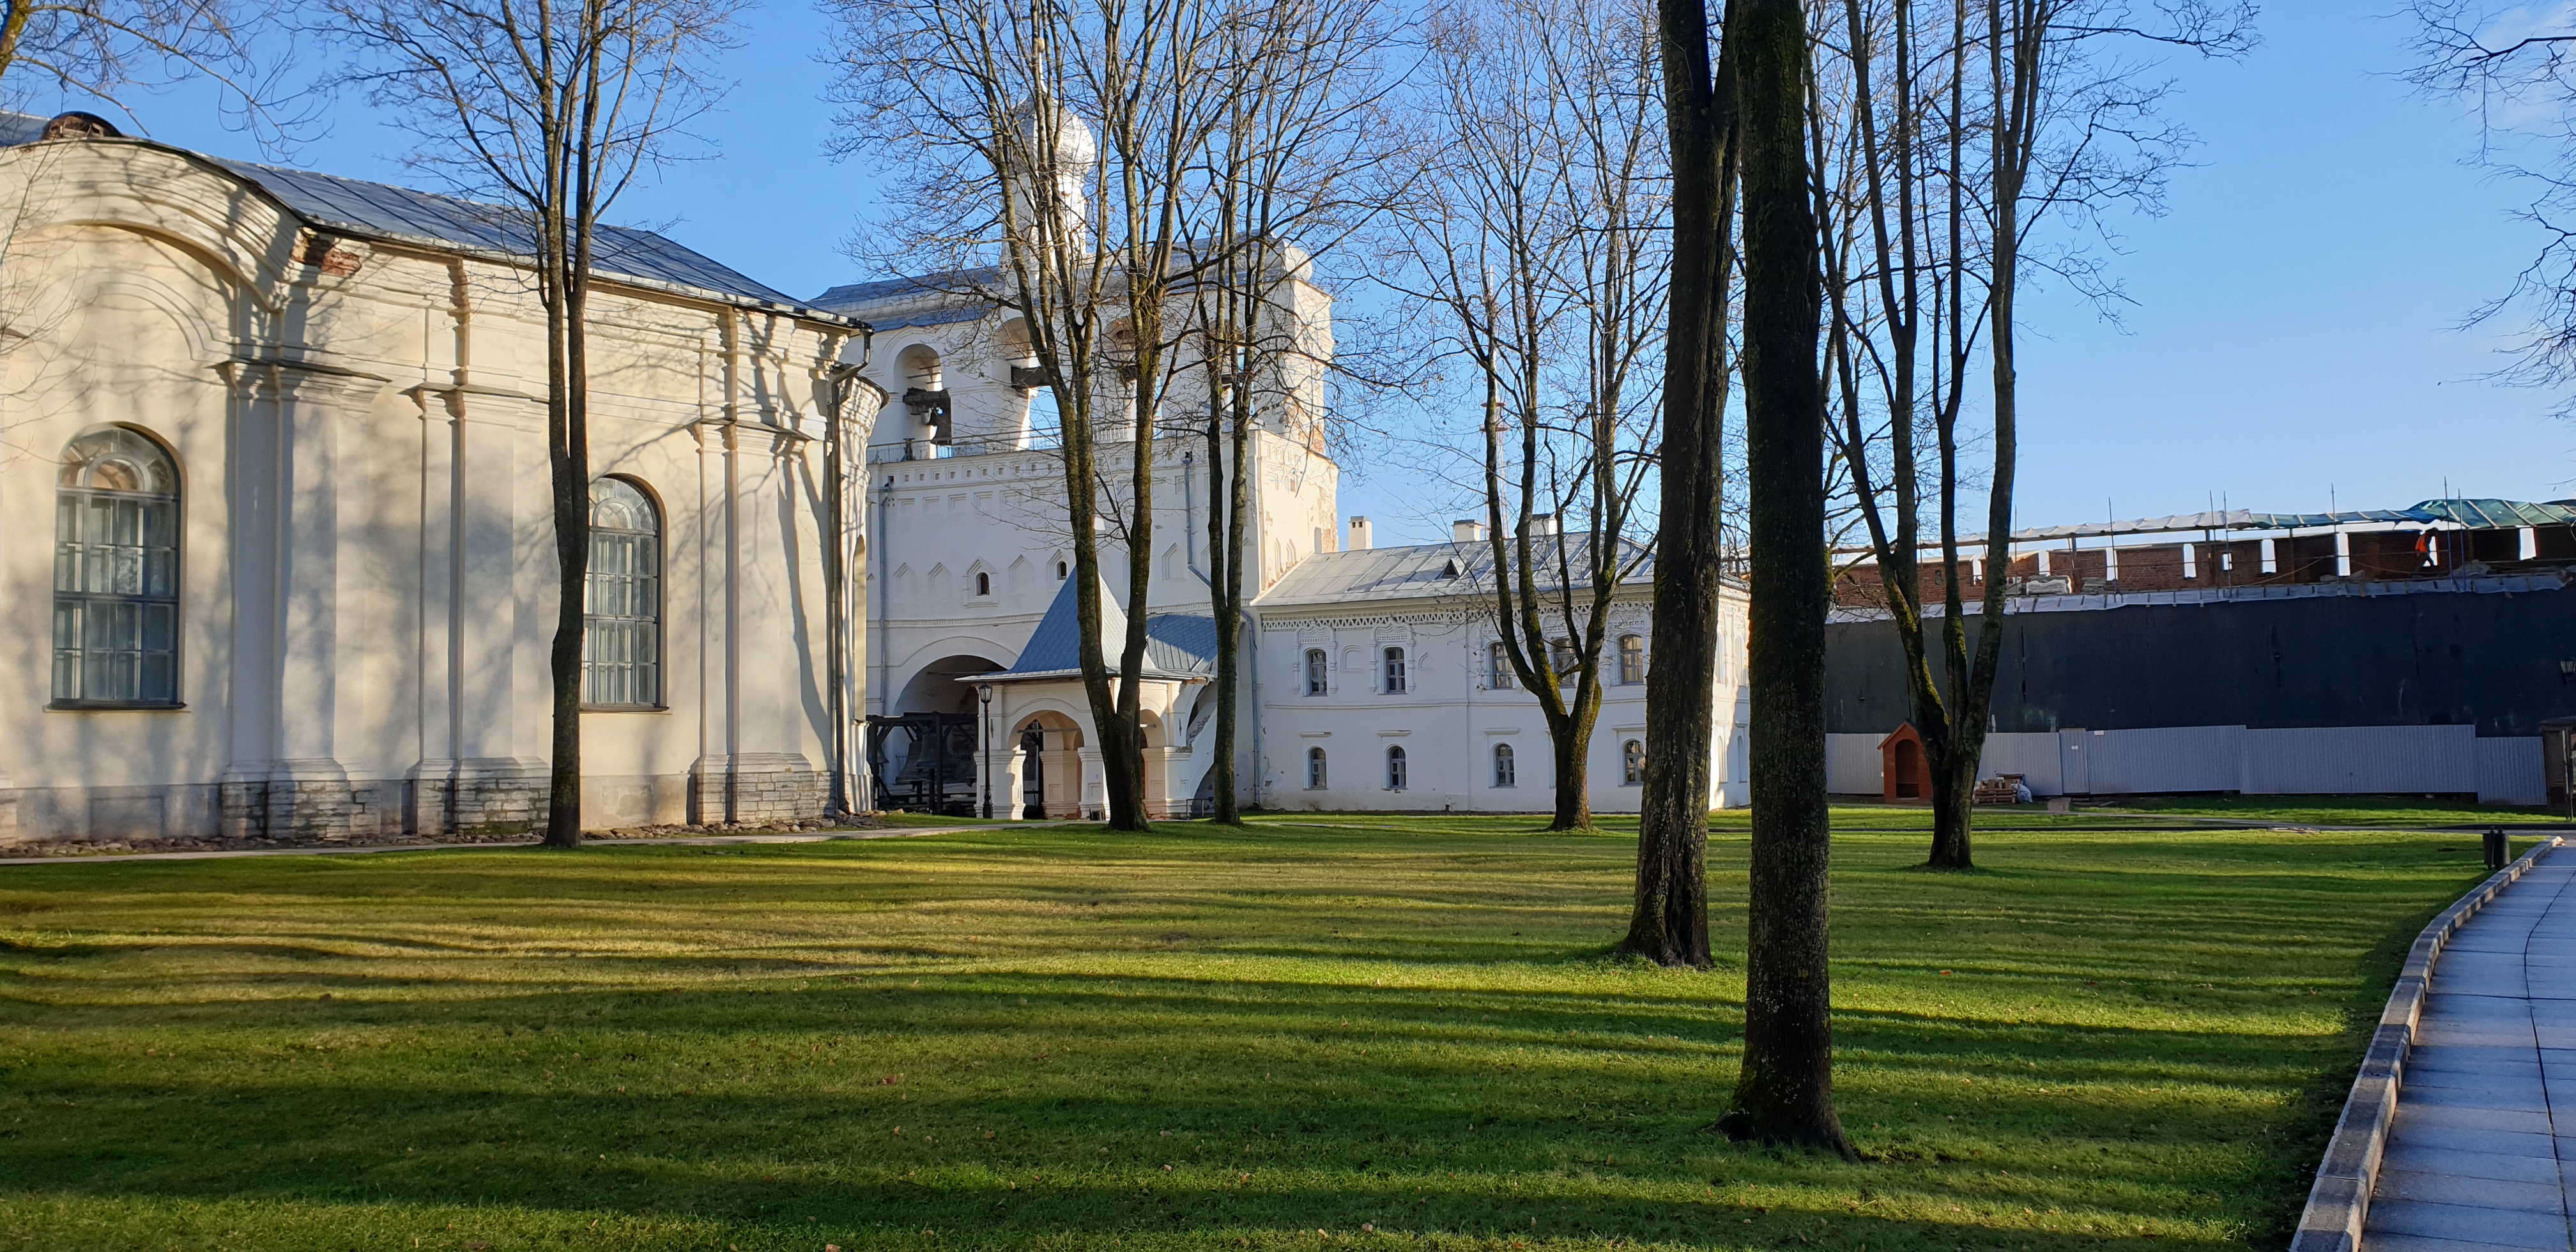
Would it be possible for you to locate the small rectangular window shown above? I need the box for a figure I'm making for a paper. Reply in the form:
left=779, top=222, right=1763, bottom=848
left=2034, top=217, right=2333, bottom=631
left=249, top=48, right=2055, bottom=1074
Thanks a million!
left=1383, top=646, right=1407, bottom=693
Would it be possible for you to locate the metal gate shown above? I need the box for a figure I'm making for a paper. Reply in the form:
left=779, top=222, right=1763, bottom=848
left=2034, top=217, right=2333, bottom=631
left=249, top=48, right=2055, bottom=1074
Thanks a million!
left=864, top=713, right=978, bottom=816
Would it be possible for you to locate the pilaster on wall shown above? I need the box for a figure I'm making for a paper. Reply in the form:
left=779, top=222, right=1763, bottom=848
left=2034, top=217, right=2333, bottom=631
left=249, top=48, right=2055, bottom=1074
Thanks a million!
left=219, top=355, right=391, bottom=841
left=266, top=758, right=355, bottom=841
left=0, top=770, right=22, bottom=846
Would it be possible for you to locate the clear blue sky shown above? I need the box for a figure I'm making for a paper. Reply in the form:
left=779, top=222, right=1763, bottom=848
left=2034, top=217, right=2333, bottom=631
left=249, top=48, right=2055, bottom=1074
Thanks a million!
left=99, top=1, right=2573, bottom=546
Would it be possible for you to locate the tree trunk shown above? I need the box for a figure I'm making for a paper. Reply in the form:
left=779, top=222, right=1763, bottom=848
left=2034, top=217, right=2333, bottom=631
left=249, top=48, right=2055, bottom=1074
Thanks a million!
left=1102, top=358, right=1158, bottom=833
left=542, top=239, right=587, bottom=850
left=1719, top=0, right=1847, bottom=1154
left=1206, top=413, right=1238, bottom=825
left=1218, top=386, right=1254, bottom=820
left=1551, top=689, right=1598, bottom=830
left=1623, top=0, right=1738, bottom=968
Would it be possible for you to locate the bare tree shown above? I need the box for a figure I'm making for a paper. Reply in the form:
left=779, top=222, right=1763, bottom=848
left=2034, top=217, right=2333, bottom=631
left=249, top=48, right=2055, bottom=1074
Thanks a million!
left=1816, top=0, right=2246, bottom=869
left=2409, top=3, right=2576, bottom=411
left=1380, top=0, right=1667, bottom=832
left=836, top=0, right=1259, bottom=831
left=1623, top=0, right=1736, bottom=965
left=326, top=0, right=742, bottom=847
left=1715, top=0, right=1848, bottom=1154
left=0, top=0, right=300, bottom=140
left=1181, top=0, right=1391, bottom=824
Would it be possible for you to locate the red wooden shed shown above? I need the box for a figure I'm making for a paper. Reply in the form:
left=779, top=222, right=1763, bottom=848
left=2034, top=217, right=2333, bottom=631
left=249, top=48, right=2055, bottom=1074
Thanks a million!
left=1879, top=722, right=1929, bottom=804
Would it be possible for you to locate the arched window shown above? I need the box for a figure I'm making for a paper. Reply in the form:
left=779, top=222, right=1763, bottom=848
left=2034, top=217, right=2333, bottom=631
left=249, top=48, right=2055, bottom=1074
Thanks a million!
left=1304, top=648, right=1328, bottom=696
left=1385, top=744, right=1407, bottom=790
left=1057, top=560, right=1068, bottom=579
left=1492, top=742, right=1516, bottom=788
left=1619, top=634, right=1646, bottom=684
left=1307, top=746, right=1328, bottom=789
left=1622, top=739, right=1645, bottom=785
left=53, top=426, right=180, bottom=705
left=1382, top=646, right=1407, bottom=693
left=1487, top=641, right=1514, bottom=689
left=975, top=570, right=992, bottom=597
left=584, top=477, right=661, bottom=707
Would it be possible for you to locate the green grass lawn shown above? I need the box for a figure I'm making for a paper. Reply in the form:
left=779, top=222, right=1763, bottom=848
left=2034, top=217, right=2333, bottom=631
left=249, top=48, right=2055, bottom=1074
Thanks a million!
left=0, top=816, right=2524, bottom=1251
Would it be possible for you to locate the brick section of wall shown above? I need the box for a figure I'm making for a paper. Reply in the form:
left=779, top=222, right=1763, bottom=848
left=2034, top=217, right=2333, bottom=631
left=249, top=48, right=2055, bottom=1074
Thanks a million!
left=1836, top=526, right=2576, bottom=607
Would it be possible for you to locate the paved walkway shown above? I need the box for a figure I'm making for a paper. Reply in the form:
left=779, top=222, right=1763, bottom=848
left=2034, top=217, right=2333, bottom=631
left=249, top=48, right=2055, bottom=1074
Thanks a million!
left=2366, top=851, right=2576, bottom=1251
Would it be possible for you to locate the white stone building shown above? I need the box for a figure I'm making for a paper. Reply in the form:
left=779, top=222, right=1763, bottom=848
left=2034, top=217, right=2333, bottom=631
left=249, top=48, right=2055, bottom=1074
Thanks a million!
left=817, top=269, right=1753, bottom=818
left=0, top=105, right=1748, bottom=844
left=0, top=113, right=879, bottom=844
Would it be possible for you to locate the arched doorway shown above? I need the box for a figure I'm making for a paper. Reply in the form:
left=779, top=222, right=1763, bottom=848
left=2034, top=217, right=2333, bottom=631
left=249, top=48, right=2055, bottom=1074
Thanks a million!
left=1017, top=711, right=1083, bottom=818
left=896, top=653, right=1003, bottom=716
left=870, top=652, right=1003, bottom=814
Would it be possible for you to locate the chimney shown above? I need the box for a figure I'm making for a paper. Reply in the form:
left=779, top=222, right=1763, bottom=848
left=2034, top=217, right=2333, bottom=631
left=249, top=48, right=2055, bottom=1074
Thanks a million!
left=1453, top=519, right=1487, bottom=544
left=1529, top=512, right=1558, bottom=537
left=1348, top=516, right=1373, bottom=551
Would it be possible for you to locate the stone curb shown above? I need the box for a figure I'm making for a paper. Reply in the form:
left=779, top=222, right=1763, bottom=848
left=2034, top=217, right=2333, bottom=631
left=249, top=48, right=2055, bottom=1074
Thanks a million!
left=0, top=823, right=1067, bottom=867
left=2289, top=834, right=2564, bottom=1252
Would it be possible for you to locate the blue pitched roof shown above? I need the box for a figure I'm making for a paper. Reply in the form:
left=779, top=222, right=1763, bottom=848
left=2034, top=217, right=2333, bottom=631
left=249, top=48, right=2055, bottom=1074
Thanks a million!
left=994, top=574, right=1217, bottom=680
left=1, top=112, right=852, bottom=323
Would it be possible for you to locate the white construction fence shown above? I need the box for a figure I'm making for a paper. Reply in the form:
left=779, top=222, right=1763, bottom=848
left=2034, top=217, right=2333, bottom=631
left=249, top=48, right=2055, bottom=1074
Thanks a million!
left=1825, top=724, right=2547, bottom=806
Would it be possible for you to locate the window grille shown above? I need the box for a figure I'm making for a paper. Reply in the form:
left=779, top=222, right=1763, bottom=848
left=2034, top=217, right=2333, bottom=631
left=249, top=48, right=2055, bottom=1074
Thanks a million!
left=584, top=477, right=661, bottom=706
left=52, top=427, right=181, bottom=706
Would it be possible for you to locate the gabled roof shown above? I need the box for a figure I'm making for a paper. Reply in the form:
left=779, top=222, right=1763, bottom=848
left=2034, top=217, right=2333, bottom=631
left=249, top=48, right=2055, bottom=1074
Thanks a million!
left=0, top=112, right=855, bottom=324
left=990, top=573, right=1218, bottom=681
left=1255, top=532, right=1664, bottom=609
left=811, top=269, right=1002, bottom=332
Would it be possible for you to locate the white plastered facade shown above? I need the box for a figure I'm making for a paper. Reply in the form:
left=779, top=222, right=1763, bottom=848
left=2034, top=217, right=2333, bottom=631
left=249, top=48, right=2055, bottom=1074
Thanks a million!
left=0, top=133, right=879, bottom=844
left=824, top=267, right=1752, bottom=818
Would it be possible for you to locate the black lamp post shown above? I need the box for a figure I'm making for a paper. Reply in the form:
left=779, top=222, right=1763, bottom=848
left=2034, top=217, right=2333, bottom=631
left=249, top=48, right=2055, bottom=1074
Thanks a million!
left=977, top=682, right=996, bottom=820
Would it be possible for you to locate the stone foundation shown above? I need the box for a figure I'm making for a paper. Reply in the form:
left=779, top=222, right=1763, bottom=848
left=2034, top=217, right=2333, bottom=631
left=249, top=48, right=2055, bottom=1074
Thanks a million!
left=689, top=753, right=824, bottom=826
left=1, top=758, right=813, bottom=847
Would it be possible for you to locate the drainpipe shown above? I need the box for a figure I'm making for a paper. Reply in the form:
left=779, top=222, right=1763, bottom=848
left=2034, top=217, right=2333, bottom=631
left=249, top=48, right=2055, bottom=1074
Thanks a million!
left=873, top=470, right=894, bottom=811
left=824, top=335, right=871, bottom=818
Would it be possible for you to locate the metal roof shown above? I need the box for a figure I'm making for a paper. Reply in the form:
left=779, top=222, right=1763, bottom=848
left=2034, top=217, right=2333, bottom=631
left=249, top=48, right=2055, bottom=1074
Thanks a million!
left=989, top=573, right=1218, bottom=681
left=0, top=112, right=852, bottom=323
left=1255, top=532, right=1659, bottom=609
left=1850, top=498, right=2576, bottom=553
left=1827, top=569, right=2574, bottom=623
left=811, top=269, right=1004, bottom=330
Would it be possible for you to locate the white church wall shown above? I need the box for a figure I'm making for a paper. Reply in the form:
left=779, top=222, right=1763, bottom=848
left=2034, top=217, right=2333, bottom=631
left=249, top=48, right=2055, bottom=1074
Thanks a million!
left=0, top=135, right=871, bottom=845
